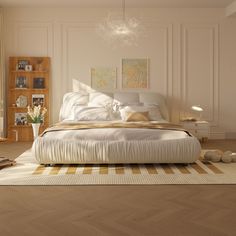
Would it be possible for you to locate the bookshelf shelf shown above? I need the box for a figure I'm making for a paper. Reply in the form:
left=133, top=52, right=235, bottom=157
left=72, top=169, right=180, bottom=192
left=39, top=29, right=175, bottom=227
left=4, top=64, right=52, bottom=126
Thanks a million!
left=7, top=57, right=50, bottom=142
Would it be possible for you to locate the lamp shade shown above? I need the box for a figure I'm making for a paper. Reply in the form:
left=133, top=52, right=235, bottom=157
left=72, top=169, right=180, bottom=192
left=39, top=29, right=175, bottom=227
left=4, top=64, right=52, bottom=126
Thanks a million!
left=191, top=105, right=203, bottom=112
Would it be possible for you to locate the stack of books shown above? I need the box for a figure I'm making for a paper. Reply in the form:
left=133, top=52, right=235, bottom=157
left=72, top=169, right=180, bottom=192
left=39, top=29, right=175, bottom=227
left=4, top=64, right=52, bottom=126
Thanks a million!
left=0, top=157, right=16, bottom=169
left=0, top=137, right=8, bottom=142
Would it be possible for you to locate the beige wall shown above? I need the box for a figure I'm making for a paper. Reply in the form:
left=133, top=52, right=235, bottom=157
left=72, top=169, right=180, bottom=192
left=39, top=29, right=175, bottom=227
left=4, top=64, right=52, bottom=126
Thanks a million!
left=0, top=8, right=4, bottom=136
left=3, top=7, right=236, bottom=138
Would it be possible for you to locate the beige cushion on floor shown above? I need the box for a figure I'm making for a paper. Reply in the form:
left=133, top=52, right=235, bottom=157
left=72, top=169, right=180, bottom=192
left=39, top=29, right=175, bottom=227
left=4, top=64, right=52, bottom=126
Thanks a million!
left=222, top=151, right=233, bottom=163
left=231, top=153, right=236, bottom=162
left=204, top=150, right=222, bottom=162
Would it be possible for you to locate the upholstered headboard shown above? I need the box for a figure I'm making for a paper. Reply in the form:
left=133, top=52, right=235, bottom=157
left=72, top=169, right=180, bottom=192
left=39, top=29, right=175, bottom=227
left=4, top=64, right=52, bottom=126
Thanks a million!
left=59, top=92, right=169, bottom=121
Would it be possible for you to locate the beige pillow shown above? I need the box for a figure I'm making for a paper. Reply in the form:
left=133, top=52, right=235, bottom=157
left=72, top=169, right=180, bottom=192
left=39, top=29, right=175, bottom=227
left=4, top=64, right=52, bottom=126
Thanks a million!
left=125, top=111, right=149, bottom=122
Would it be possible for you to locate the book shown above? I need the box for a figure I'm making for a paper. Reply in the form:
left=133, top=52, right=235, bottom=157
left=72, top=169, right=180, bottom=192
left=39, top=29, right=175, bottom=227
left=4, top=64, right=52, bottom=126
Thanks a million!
left=0, top=157, right=16, bottom=168
left=0, top=157, right=10, bottom=163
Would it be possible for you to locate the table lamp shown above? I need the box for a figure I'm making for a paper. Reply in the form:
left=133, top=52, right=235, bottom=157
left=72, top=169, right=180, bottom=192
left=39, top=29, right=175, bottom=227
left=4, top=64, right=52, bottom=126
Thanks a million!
left=191, top=105, right=203, bottom=120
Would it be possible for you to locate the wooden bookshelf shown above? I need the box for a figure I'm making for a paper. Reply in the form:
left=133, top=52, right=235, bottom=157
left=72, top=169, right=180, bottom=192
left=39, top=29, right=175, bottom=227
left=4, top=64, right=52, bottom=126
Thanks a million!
left=7, top=57, right=50, bottom=141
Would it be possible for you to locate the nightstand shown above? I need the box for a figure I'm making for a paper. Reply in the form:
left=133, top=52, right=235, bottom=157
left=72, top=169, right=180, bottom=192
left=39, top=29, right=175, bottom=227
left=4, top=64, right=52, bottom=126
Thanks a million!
left=180, top=121, right=210, bottom=142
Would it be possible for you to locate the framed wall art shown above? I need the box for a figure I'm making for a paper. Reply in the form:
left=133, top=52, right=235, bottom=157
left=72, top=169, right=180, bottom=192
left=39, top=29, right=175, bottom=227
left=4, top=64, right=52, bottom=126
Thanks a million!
left=91, top=67, right=117, bottom=90
left=122, top=58, right=149, bottom=89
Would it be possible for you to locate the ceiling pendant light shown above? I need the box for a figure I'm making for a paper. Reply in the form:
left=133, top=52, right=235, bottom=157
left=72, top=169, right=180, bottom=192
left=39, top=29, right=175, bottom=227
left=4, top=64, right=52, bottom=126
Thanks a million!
left=97, top=0, right=142, bottom=47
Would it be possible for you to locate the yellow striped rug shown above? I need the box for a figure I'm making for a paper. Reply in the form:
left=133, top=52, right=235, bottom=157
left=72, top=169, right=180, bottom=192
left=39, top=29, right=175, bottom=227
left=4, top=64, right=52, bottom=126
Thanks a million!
left=32, top=161, right=223, bottom=176
left=0, top=149, right=236, bottom=185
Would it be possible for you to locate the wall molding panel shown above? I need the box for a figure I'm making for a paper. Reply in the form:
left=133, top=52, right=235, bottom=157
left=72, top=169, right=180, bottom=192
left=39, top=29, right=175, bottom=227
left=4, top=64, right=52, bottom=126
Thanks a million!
left=180, top=23, right=219, bottom=126
left=61, top=22, right=96, bottom=95
left=13, top=22, right=53, bottom=56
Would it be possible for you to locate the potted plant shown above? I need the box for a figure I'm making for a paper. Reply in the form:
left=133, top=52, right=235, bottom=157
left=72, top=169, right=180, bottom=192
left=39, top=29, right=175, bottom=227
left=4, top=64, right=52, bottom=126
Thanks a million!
left=27, top=105, right=47, bottom=140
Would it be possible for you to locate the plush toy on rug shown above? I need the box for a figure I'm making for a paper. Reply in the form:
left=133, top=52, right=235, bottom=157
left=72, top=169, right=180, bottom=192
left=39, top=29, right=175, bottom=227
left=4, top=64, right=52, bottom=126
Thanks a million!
left=204, top=150, right=236, bottom=163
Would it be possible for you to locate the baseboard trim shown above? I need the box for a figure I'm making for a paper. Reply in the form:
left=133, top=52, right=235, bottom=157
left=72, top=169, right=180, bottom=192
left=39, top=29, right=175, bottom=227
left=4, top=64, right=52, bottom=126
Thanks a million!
left=210, top=132, right=225, bottom=140
left=225, top=132, right=236, bottom=139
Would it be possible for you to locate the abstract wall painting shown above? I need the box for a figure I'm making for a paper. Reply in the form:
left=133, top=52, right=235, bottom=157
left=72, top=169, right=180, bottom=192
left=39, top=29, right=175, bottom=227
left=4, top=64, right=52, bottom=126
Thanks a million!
left=122, top=58, right=149, bottom=89
left=91, top=67, right=117, bottom=90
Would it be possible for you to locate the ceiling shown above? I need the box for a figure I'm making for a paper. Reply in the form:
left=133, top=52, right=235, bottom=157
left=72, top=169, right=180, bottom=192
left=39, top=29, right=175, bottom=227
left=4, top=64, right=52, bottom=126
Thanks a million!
left=0, top=0, right=234, bottom=8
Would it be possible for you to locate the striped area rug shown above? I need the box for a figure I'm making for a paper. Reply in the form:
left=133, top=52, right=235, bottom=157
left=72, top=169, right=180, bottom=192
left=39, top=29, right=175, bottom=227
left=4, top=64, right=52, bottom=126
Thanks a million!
left=32, top=161, right=223, bottom=176
left=1, top=149, right=236, bottom=185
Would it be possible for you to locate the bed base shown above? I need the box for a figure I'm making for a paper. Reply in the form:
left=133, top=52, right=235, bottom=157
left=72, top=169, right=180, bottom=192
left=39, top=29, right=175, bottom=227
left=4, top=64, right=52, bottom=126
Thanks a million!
left=43, top=164, right=55, bottom=167
left=42, top=163, right=191, bottom=167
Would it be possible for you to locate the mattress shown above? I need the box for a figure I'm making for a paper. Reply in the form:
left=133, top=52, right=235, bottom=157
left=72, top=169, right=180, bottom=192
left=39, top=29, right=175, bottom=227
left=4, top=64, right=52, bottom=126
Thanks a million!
left=32, top=123, right=201, bottom=164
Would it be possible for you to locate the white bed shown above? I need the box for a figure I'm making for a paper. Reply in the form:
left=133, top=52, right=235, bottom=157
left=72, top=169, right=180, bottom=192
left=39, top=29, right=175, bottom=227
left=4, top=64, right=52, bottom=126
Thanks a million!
left=32, top=92, right=201, bottom=164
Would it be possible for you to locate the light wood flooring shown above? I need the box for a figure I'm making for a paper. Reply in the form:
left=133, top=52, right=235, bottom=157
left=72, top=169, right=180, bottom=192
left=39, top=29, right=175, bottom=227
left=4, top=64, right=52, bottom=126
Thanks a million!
left=0, top=140, right=236, bottom=236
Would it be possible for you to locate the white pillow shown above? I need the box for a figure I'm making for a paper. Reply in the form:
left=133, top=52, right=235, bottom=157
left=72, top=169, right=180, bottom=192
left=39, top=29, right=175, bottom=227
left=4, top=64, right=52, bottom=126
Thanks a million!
left=73, top=106, right=110, bottom=121
left=63, top=92, right=88, bottom=104
left=120, top=105, right=163, bottom=121
left=114, top=93, right=139, bottom=105
left=59, top=92, right=89, bottom=121
left=145, top=106, right=163, bottom=121
left=88, top=92, right=113, bottom=107
left=72, top=79, right=95, bottom=93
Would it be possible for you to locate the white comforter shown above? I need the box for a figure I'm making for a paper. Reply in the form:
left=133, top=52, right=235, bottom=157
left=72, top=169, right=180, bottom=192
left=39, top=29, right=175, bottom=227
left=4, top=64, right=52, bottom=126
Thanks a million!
left=32, top=123, right=201, bottom=164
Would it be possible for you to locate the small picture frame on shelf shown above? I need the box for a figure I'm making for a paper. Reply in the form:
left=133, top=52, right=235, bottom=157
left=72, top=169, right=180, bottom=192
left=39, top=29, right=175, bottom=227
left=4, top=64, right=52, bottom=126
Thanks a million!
left=33, top=77, right=45, bottom=89
left=17, top=60, right=29, bottom=70
left=15, top=113, right=27, bottom=126
left=16, top=95, right=28, bottom=108
left=15, top=76, right=27, bottom=88
left=32, top=94, right=44, bottom=106
left=25, top=65, right=33, bottom=71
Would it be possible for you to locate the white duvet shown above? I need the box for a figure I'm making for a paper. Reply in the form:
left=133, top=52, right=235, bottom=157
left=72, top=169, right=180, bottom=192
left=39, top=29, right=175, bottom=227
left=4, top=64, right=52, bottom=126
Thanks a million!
left=32, top=122, right=201, bottom=164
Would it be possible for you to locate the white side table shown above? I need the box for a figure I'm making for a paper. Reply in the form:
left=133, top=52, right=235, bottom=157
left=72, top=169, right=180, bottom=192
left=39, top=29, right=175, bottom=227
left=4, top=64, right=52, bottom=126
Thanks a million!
left=180, top=121, right=210, bottom=142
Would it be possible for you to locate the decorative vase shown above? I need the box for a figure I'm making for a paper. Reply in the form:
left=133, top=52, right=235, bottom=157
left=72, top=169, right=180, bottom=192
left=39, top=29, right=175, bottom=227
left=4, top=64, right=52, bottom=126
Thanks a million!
left=31, top=123, right=40, bottom=140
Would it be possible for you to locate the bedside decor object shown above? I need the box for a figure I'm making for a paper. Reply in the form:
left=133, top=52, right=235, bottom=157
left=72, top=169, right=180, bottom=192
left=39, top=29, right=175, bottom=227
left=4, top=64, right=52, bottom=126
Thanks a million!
left=91, top=67, right=117, bottom=89
left=33, top=77, right=45, bottom=89
left=16, top=95, right=27, bottom=108
left=27, top=105, right=47, bottom=140
left=191, top=105, right=203, bottom=120
left=122, top=58, right=148, bottom=89
left=8, top=57, right=50, bottom=141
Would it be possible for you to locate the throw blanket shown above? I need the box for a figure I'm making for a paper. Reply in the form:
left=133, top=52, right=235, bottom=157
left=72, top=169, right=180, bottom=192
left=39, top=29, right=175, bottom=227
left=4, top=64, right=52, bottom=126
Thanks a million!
left=40, top=121, right=191, bottom=137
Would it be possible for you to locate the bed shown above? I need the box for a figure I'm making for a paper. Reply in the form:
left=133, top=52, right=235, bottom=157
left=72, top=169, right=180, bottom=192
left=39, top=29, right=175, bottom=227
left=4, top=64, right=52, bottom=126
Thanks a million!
left=32, top=92, right=201, bottom=164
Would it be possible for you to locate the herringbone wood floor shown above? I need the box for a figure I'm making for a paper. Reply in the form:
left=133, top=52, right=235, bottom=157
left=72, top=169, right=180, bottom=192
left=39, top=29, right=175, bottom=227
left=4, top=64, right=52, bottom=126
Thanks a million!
left=1, top=140, right=236, bottom=236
